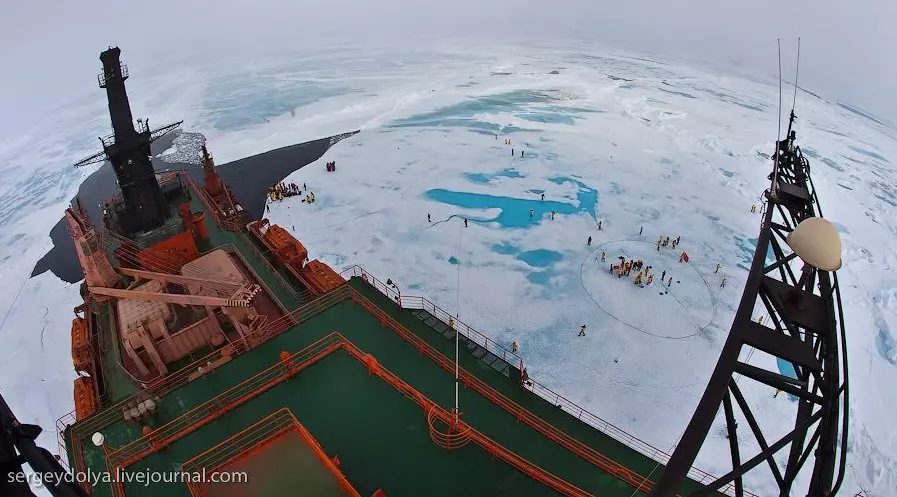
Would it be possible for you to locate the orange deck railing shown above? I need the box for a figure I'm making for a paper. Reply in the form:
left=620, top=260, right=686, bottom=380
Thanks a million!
left=182, top=171, right=242, bottom=232
left=181, top=408, right=360, bottom=497
left=338, top=339, right=591, bottom=497
left=183, top=169, right=309, bottom=303
left=59, top=260, right=751, bottom=496
left=341, top=266, right=526, bottom=370
left=105, top=334, right=343, bottom=496
left=62, top=286, right=354, bottom=488
left=103, top=333, right=589, bottom=497
left=347, top=290, right=661, bottom=494
left=341, top=266, right=751, bottom=496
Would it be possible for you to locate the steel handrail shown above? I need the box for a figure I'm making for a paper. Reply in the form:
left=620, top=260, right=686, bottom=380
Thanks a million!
left=339, top=266, right=525, bottom=368
left=108, top=334, right=342, bottom=470
left=340, top=264, right=748, bottom=495
left=69, top=286, right=351, bottom=444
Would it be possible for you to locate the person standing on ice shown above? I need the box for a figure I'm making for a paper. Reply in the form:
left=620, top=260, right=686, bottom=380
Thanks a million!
left=675, top=236, right=680, bottom=245
left=428, top=213, right=431, bottom=223
left=647, top=274, right=654, bottom=286
left=529, top=208, right=534, bottom=219
left=578, top=325, right=587, bottom=336
left=521, top=150, right=524, bottom=157
left=598, top=220, right=602, bottom=230
left=715, top=263, right=721, bottom=273
left=601, top=252, right=606, bottom=262
left=668, top=277, right=673, bottom=287
left=587, top=236, right=592, bottom=246
left=661, top=270, right=666, bottom=281
left=721, top=278, right=727, bottom=288
left=640, top=226, right=643, bottom=235
left=512, top=148, right=515, bottom=156
left=551, top=211, right=556, bottom=220
left=464, top=218, right=468, bottom=227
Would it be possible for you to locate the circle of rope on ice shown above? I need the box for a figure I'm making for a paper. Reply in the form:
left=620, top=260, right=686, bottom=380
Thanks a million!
left=578, top=239, right=718, bottom=340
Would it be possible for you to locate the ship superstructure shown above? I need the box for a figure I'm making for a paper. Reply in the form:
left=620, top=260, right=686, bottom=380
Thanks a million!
left=52, top=47, right=751, bottom=497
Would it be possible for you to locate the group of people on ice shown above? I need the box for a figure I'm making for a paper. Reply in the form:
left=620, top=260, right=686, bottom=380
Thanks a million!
left=608, top=257, right=664, bottom=288
left=268, top=181, right=303, bottom=201
left=325, top=161, right=337, bottom=172
left=657, top=234, right=681, bottom=251
left=496, top=134, right=525, bottom=158
left=599, top=231, right=691, bottom=291
left=267, top=180, right=315, bottom=206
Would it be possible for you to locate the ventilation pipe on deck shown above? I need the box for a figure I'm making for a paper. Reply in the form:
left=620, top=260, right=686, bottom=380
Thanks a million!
left=192, top=212, right=208, bottom=240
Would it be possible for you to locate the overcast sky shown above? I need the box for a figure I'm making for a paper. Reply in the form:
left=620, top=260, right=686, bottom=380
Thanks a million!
left=2, top=0, right=896, bottom=133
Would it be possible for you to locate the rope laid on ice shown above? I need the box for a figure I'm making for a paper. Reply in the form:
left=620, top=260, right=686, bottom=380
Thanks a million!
left=579, top=239, right=717, bottom=340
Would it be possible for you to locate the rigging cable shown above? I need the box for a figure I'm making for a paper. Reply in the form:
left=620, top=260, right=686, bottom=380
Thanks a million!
left=791, top=37, right=802, bottom=114
left=772, top=39, right=783, bottom=198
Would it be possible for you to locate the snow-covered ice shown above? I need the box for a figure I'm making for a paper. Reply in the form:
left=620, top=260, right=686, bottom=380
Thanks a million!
left=1, top=43, right=894, bottom=496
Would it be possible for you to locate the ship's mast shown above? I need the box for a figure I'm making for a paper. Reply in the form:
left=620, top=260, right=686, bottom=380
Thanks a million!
left=650, top=39, right=850, bottom=497
left=98, top=47, right=169, bottom=233
left=73, top=47, right=183, bottom=236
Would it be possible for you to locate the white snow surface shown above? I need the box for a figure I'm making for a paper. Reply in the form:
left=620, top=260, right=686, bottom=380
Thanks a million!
left=0, top=44, right=894, bottom=496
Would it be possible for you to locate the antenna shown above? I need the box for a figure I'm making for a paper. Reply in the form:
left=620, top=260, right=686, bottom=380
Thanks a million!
left=791, top=37, right=801, bottom=114
left=454, top=218, right=462, bottom=423
left=788, top=37, right=802, bottom=137
left=771, top=39, right=783, bottom=198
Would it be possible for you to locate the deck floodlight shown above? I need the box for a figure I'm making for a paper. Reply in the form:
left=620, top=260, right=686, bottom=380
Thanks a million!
left=786, top=217, right=842, bottom=271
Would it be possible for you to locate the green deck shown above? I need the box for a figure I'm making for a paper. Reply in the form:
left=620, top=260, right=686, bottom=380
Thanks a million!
left=67, top=178, right=723, bottom=497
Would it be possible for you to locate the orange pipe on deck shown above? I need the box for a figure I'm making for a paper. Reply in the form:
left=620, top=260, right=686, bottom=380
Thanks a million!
left=192, top=212, right=208, bottom=240
left=179, top=203, right=195, bottom=234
